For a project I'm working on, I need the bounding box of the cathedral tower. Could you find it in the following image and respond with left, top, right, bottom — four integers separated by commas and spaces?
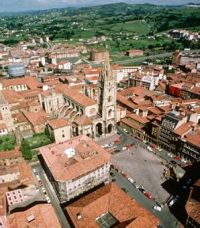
97, 53, 117, 135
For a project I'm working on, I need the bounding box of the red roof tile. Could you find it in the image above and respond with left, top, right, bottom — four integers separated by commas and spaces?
66, 182, 159, 228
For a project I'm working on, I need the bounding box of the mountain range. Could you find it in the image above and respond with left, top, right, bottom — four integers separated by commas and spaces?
0, 0, 200, 12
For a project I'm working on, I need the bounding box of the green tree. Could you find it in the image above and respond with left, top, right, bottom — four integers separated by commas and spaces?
20, 140, 32, 160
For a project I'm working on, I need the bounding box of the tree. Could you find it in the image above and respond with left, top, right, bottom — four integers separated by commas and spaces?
20, 140, 32, 160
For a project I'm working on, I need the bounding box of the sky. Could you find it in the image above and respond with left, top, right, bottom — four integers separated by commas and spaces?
0, 0, 200, 12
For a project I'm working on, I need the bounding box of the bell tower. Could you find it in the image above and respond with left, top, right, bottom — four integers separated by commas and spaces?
98, 52, 117, 135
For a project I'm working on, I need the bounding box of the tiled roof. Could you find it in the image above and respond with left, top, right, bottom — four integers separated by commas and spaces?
62, 89, 96, 107
22, 111, 47, 126
8, 204, 61, 228
185, 129, 200, 148
40, 135, 111, 181
121, 118, 144, 131
2, 77, 40, 90
48, 118, 69, 130
186, 198, 200, 224
173, 122, 194, 137
74, 115, 92, 126
128, 113, 149, 125
66, 182, 159, 228
0, 148, 22, 160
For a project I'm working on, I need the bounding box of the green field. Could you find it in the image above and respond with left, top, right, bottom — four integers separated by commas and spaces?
107, 20, 150, 35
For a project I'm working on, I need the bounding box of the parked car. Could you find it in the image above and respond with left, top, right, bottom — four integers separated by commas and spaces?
144, 191, 153, 199
169, 195, 179, 207
167, 153, 174, 158
121, 146, 127, 151
147, 146, 153, 152
138, 185, 145, 193
128, 177, 134, 184
153, 205, 162, 211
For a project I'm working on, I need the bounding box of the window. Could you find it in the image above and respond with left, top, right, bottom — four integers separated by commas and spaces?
108, 96, 112, 102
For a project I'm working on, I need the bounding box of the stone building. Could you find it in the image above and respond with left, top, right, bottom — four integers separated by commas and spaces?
39, 135, 111, 203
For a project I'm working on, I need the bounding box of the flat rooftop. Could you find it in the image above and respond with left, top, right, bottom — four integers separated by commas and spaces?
39, 135, 111, 182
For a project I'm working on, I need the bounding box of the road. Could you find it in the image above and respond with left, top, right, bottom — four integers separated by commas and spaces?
112, 49, 200, 65
33, 164, 71, 228
111, 168, 178, 228
112, 52, 173, 64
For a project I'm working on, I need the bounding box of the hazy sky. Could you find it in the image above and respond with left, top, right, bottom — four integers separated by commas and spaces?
0, 0, 200, 12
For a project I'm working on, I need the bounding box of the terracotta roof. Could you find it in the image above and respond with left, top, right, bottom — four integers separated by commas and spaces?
118, 86, 153, 97
22, 111, 47, 126
0, 123, 7, 130
117, 94, 137, 110
66, 182, 159, 228
13, 112, 28, 124
186, 199, 200, 224
185, 129, 200, 148
74, 115, 92, 126
62, 89, 96, 107
121, 118, 144, 132
173, 122, 194, 137
0, 148, 22, 160
48, 118, 69, 130
8, 204, 61, 228
128, 113, 149, 125
1, 90, 24, 104
148, 107, 163, 115
2, 77, 40, 90
39, 135, 111, 181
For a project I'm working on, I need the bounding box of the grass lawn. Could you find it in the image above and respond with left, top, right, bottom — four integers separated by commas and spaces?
0, 134, 16, 151
25, 133, 52, 149
20, 132, 53, 161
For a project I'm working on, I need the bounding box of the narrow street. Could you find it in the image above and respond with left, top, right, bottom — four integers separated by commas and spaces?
33, 164, 71, 228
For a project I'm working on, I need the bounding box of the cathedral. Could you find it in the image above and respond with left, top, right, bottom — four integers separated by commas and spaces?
39, 52, 117, 140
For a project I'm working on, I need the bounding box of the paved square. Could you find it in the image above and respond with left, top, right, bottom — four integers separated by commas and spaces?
111, 145, 170, 203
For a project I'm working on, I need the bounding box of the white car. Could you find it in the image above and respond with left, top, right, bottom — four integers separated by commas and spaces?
169, 195, 179, 207
128, 177, 134, 184
123, 128, 128, 133
147, 146, 153, 152
122, 147, 127, 151
103, 144, 109, 148
181, 158, 187, 163
167, 153, 173, 158
153, 205, 162, 211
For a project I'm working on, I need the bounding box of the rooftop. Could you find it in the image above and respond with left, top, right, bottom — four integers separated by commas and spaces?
39, 135, 111, 181
66, 182, 159, 228
185, 129, 200, 148
48, 118, 69, 130
8, 204, 61, 228
63, 89, 96, 107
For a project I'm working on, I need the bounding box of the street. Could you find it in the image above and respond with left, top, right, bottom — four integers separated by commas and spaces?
112, 52, 173, 64
32, 163, 71, 228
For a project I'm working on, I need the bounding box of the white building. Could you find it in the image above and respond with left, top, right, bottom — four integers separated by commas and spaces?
40, 135, 111, 202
